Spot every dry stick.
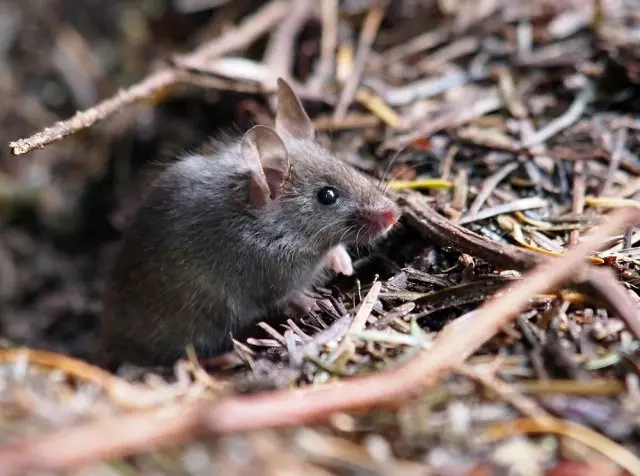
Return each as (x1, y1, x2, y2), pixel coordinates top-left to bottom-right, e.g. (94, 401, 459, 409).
(521, 80, 595, 148)
(381, 90, 502, 151)
(397, 190, 544, 271)
(579, 266, 640, 341)
(380, 28, 449, 65)
(455, 364, 550, 420)
(599, 127, 628, 197)
(0, 348, 183, 409)
(0, 403, 205, 476)
(263, 0, 313, 83)
(456, 196, 548, 226)
(332, 2, 387, 122)
(570, 160, 586, 245)
(465, 160, 521, 218)
(0, 207, 637, 476)
(8, 0, 289, 156)
(308, 0, 339, 93)
(483, 417, 640, 475)
(326, 280, 382, 364)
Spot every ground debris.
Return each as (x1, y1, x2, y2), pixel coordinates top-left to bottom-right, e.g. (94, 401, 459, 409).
(1, 0, 640, 474)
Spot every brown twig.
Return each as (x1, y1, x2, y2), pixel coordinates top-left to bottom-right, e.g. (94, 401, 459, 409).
(599, 127, 628, 197)
(0, 403, 205, 476)
(8, 0, 289, 156)
(380, 89, 502, 151)
(397, 190, 543, 271)
(263, 0, 313, 84)
(465, 160, 520, 218)
(482, 417, 640, 474)
(0, 348, 187, 409)
(570, 160, 586, 245)
(455, 364, 550, 420)
(308, 0, 338, 93)
(456, 197, 548, 226)
(521, 80, 595, 148)
(0, 206, 637, 475)
(578, 266, 640, 341)
(333, 2, 387, 121)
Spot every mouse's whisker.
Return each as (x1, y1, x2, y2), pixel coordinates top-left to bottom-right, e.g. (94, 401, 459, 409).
(377, 142, 412, 190)
(381, 161, 426, 193)
(308, 220, 341, 248)
(354, 225, 367, 248)
(337, 224, 357, 246)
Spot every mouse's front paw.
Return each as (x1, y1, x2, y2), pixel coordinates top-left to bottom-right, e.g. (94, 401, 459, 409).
(325, 245, 354, 276)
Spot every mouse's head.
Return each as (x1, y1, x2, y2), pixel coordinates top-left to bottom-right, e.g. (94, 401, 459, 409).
(241, 78, 400, 252)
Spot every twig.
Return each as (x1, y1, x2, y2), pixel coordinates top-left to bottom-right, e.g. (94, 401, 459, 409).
(333, 2, 387, 121)
(326, 280, 382, 364)
(416, 36, 480, 72)
(363, 71, 484, 106)
(0, 348, 185, 409)
(9, 69, 175, 156)
(456, 197, 548, 226)
(570, 160, 586, 245)
(455, 364, 550, 420)
(482, 417, 640, 475)
(350, 281, 382, 332)
(380, 28, 449, 65)
(599, 128, 628, 197)
(263, 0, 312, 84)
(8, 0, 289, 155)
(0, 207, 636, 475)
(578, 266, 640, 341)
(381, 89, 502, 151)
(521, 80, 595, 148)
(397, 190, 543, 271)
(175, 0, 289, 62)
(465, 161, 521, 217)
(0, 402, 205, 476)
(308, 0, 338, 93)
(354, 88, 400, 127)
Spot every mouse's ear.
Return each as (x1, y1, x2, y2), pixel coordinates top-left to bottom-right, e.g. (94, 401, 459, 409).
(241, 125, 289, 207)
(275, 78, 316, 140)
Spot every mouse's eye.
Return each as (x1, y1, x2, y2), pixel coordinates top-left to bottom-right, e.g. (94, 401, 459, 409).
(316, 186, 340, 205)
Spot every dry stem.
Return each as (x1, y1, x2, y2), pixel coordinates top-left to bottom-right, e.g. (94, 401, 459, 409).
(8, 0, 289, 156)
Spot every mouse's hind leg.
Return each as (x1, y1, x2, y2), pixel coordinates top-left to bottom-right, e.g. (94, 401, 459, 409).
(324, 244, 354, 276)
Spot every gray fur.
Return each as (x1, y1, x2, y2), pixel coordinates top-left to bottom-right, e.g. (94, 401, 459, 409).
(99, 80, 400, 366)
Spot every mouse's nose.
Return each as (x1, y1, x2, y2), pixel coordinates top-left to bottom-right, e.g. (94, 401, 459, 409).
(379, 209, 400, 227)
(360, 205, 400, 234)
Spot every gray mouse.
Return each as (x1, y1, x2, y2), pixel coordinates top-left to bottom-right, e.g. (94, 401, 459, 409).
(99, 78, 400, 367)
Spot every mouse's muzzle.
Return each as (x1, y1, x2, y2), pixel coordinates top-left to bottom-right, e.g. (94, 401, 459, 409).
(356, 203, 401, 239)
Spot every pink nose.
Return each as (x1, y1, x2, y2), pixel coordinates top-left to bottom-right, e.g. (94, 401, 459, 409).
(369, 208, 400, 231)
(379, 209, 400, 227)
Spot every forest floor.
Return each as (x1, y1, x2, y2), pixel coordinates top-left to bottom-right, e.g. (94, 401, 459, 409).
(1, 0, 640, 474)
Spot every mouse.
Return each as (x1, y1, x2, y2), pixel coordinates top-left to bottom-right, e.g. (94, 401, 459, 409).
(98, 78, 401, 367)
